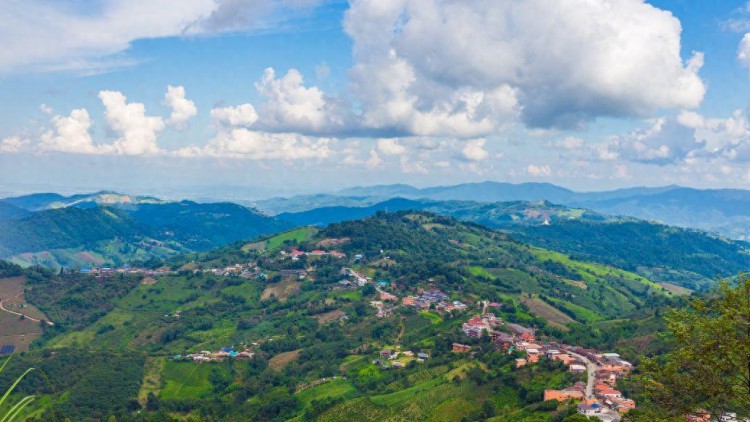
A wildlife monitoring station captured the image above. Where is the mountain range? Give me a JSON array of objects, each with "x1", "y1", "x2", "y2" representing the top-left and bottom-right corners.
[{"x1": 252, "y1": 182, "x2": 750, "y2": 240}]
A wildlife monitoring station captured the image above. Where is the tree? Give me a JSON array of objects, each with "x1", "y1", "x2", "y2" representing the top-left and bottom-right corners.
[
  {"x1": 481, "y1": 398, "x2": 495, "y2": 418},
  {"x1": 639, "y1": 276, "x2": 749, "y2": 418}
]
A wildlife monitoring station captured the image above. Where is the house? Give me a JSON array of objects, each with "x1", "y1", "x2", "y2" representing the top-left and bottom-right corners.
[
  {"x1": 508, "y1": 323, "x2": 536, "y2": 342},
  {"x1": 577, "y1": 403, "x2": 603, "y2": 416},
  {"x1": 552, "y1": 353, "x2": 576, "y2": 365},
  {"x1": 492, "y1": 331, "x2": 514, "y2": 350},
  {"x1": 526, "y1": 348, "x2": 541, "y2": 363},
  {"x1": 685, "y1": 411, "x2": 711, "y2": 422},
  {"x1": 380, "y1": 349, "x2": 392, "y2": 358},
  {"x1": 417, "y1": 352, "x2": 429, "y2": 360},
  {"x1": 544, "y1": 386, "x2": 585, "y2": 402},
  {"x1": 380, "y1": 291, "x2": 398, "y2": 301},
  {"x1": 515, "y1": 358, "x2": 527, "y2": 368},
  {"x1": 401, "y1": 351, "x2": 414, "y2": 357},
  {"x1": 280, "y1": 269, "x2": 307, "y2": 279},
  {"x1": 402, "y1": 296, "x2": 418, "y2": 306},
  {"x1": 309, "y1": 250, "x2": 328, "y2": 256},
  {"x1": 452, "y1": 343, "x2": 472, "y2": 353},
  {"x1": 569, "y1": 364, "x2": 587, "y2": 374},
  {"x1": 462, "y1": 315, "x2": 490, "y2": 337},
  {"x1": 330, "y1": 251, "x2": 346, "y2": 259}
]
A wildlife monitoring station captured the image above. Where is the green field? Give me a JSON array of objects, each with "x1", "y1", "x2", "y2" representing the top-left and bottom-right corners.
[
  {"x1": 265, "y1": 226, "x2": 317, "y2": 251},
  {"x1": 160, "y1": 361, "x2": 217, "y2": 399},
  {"x1": 297, "y1": 379, "x2": 357, "y2": 406}
]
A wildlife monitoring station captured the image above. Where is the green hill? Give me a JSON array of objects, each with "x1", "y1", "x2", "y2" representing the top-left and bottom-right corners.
[
  {"x1": 0, "y1": 211, "x2": 681, "y2": 421},
  {"x1": 0, "y1": 207, "x2": 147, "y2": 257}
]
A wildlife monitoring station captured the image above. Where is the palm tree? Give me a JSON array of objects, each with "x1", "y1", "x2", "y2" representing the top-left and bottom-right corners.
[{"x1": 0, "y1": 355, "x2": 36, "y2": 422}]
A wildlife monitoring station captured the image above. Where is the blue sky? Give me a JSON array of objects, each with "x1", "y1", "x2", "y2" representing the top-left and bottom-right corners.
[{"x1": 2, "y1": 0, "x2": 750, "y2": 198}]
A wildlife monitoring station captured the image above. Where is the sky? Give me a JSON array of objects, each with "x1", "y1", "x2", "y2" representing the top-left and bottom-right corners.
[{"x1": 3, "y1": 0, "x2": 750, "y2": 198}]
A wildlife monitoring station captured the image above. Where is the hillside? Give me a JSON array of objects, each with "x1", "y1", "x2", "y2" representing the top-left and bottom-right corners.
[
  {"x1": 0, "y1": 191, "x2": 163, "y2": 211},
  {"x1": 128, "y1": 200, "x2": 292, "y2": 250},
  {"x1": 280, "y1": 199, "x2": 750, "y2": 289},
  {"x1": 0, "y1": 201, "x2": 30, "y2": 220},
  {"x1": 0, "y1": 198, "x2": 292, "y2": 269},
  {"x1": 0, "y1": 207, "x2": 148, "y2": 257},
  {"x1": 0, "y1": 211, "x2": 676, "y2": 420},
  {"x1": 259, "y1": 182, "x2": 750, "y2": 240}
]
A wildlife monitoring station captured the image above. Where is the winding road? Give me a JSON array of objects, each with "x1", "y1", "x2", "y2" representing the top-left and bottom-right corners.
[{"x1": 0, "y1": 293, "x2": 54, "y2": 325}]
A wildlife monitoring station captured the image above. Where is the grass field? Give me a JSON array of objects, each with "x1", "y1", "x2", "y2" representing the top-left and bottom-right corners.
[
  {"x1": 520, "y1": 296, "x2": 574, "y2": 328},
  {"x1": 544, "y1": 297, "x2": 602, "y2": 323},
  {"x1": 160, "y1": 361, "x2": 216, "y2": 399},
  {"x1": 138, "y1": 357, "x2": 166, "y2": 405},
  {"x1": 296, "y1": 379, "x2": 357, "y2": 406},
  {"x1": 264, "y1": 227, "x2": 317, "y2": 251}
]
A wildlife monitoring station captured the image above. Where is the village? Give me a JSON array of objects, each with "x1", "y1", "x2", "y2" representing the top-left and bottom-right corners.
[
  {"x1": 84, "y1": 246, "x2": 640, "y2": 422},
  {"x1": 456, "y1": 312, "x2": 637, "y2": 422}
]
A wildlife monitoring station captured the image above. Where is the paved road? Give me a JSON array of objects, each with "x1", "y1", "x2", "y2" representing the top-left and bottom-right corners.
[
  {"x1": 567, "y1": 350, "x2": 598, "y2": 399},
  {"x1": 0, "y1": 293, "x2": 54, "y2": 325}
]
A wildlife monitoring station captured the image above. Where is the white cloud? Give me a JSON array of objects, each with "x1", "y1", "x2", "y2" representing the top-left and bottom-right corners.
[
  {"x1": 211, "y1": 104, "x2": 259, "y2": 127},
  {"x1": 0, "y1": 136, "x2": 31, "y2": 153},
  {"x1": 377, "y1": 138, "x2": 407, "y2": 155},
  {"x1": 0, "y1": 1, "x2": 327, "y2": 75},
  {"x1": 175, "y1": 129, "x2": 332, "y2": 160},
  {"x1": 99, "y1": 90, "x2": 165, "y2": 155},
  {"x1": 255, "y1": 67, "x2": 343, "y2": 133},
  {"x1": 739, "y1": 33, "x2": 750, "y2": 68},
  {"x1": 39, "y1": 109, "x2": 102, "y2": 154},
  {"x1": 551, "y1": 136, "x2": 585, "y2": 150},
  {"x1": 164, "y1": 85, "x2": 197, "y2": 130},
  {"x1": 344, "y1": 0, "x2": 704, "y2": 131},
  {"x1": 186, "y1": 0, "x2": 323, "y2": 34},
  {"x1": 39, "y1": 104, "x2": 53, "y2": 115},
  {"x1": 461, "y1": 139, "x2": 489, "y2": 161},
  {"x1": 399, "y1": 155, "x2": 428, "y2": 174},
  {"x1": 526, "y1": 164, "x2": 552, "y2": 177},
  {"x1": 365, "y1": 149, "x2": 383, "y2": 168}
]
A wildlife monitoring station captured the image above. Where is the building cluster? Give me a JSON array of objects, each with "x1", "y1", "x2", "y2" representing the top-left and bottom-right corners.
[
  {"x1": 173, "y1": 347, "x2": 255, "y2": 363},
  {"x1": 80, "y1": 266, "x2": 177, "y2": 277},
  {"x1": 287, "y1": 247, "x2": 346, "y2": 261},
  {"x1": 196, "y1": 262, "x2": 259, "y2": 278},
  {"x1": 402, "y1": 288, "x2": 467, "y2": 312},
  {"x1": 339, "y1": 268, "x2": 369, "y2": 287},
  {"x1": 374, "y1": 348, "x2": 430, "y2": 369}
]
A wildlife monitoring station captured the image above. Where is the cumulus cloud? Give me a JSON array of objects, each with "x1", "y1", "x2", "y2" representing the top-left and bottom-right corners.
[
  {"x1": 179, "y1": 99, "x2": 332, "y2": 160},
  {"x1": 99, "y1": 90, "x2": 166, "y2": 155},
  {"x1": 39, "y1": 109, "x2": 102, "y2": 154},
  {"x1": 377, "y1": 138, "x2": 407, "y2": 155},
  {"x1": 211, "y1": 104, "x2": 259, "y2": 127},
  {"x1": 526, "y1": 164, "x2": 552, "y2": 177},
  {"x1": 0, "y1": 136, "x2": 31, "y2": 153},
  {"x1": 460, "y1": 139, "x2": 489, "y2": 162},
  {"x1": 594, "y1": 118, "x2": 700, "y2": 166},
  {"x1": 176, "y1": 129, "x2": 332, "y2": 160},
  {"x1": 255, "y1": 68, "x2": 333, "y2": 132},
  {"x1": 164, "y1": 85, "x2": 197, "y2": 130},
  {"x1": 344, "y1": 0, "x2": 704, "y2": 132}
]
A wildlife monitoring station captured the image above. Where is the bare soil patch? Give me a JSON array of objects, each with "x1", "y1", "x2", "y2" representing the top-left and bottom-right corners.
[
  {"x1": 261, "y1": 279, "x2": 301, "y2": 301},
  {"x1": 269, "y1": 349, "x2": 301, "y2": 371},
  {"x1": 313, "y1": 310, "x2": 346, "y2": 324}
]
